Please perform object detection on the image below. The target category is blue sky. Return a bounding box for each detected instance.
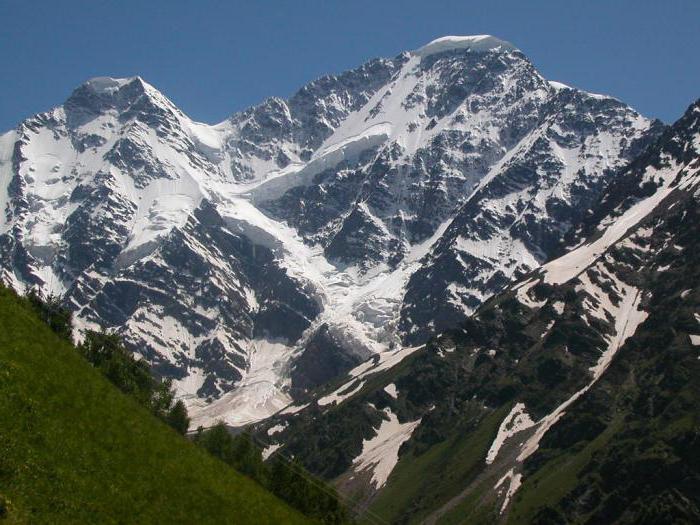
[1,1,698,130]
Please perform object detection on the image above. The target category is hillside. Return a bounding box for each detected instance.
[0,285,310,524]
[256,101,700,523]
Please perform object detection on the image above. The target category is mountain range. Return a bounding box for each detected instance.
[0,34,697,522]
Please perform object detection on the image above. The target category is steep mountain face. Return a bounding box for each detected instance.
[259,101,700,523]
[0,77,322,404]
[0,35,662,427]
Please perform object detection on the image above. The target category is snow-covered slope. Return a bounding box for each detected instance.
[0,36,662,426]
[257,100,700,520]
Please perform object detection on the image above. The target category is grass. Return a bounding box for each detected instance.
[436,478,498,525]
[506,416,623,524]
[366,405,509,524]
[0,287,310,524]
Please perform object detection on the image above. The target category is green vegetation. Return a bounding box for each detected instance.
[195,423,349,524]
[436,478,498,525]
[77,329,187,434]
[507,196,700,524]
[166,399,191,435]
[0,285,310,524]
[26,289,72,341]
[507,417,622,524]
[368,406,507,524]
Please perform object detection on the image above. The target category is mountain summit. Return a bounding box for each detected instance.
[414,35,518,57]
[0,37,662,428]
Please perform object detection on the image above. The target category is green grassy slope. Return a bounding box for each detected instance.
[507,198,700,524]
[0,286,310,524]
[367,406,505,524]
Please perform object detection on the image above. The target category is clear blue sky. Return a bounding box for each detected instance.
[1,0,698,131]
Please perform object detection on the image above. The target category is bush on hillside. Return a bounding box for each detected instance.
[77,329,188,433]
[195,423,349,524]
[27,290,73,341]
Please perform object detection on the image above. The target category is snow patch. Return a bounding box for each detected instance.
[278,403,310,416]
[262,443,282,460]
[485,403,535,464]
[83,76,137,94]
[494,468,523,514]
[318,379,366,407]
[266,423,288,437]
[551,301,565,315]
[352,407,421,489]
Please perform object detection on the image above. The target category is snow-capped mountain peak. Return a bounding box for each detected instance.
[414,34,518,58]
[0,37,664,428]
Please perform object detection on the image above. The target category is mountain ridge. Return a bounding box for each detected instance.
[258,98,699,522]
[0,35,663,429]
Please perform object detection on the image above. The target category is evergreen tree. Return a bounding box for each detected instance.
[193,423,350,523]
[27,289,73,341]
[78,329,189,434]
[166,400,190,435]
[232,431,267,482]
[194,422,237,465]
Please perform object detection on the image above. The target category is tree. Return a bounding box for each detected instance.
[194,422,236,465]
[166,400,190,435]
[27,289,73,341]
[78,330,154,406]
[77,329,189,434]
[194,423,350,523]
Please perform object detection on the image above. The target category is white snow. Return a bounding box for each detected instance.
[266,423,288,437]
[541,320,556,339]
[415,35,517,58]
[690,335,700,346]
[318,380,366,407]
[278,403,310,416]
[551,301,565,315]
[262,443,282,460]
[84,76,135,94]
[249,122,391,204]
[548,80,571,91]
[485,403,535,464]
[494,468,523,514]
[384,383,399,399]
[352,407,421,489]
[186,339,295,429]
[542,160,696,286]
[350,344,425,384]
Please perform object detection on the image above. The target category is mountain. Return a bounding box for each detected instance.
[257,100,700,523]
[0,35,662,428]
[0,284,309,524]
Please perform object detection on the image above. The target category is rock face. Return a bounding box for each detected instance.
[0,36,662,425]
[258,100,700,522]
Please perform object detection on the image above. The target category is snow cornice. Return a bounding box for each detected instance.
[414,35,518,58]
